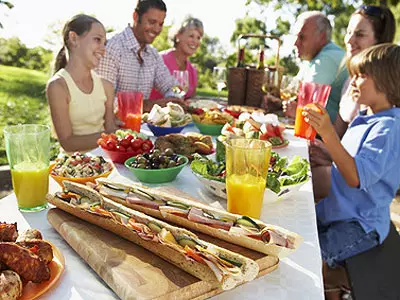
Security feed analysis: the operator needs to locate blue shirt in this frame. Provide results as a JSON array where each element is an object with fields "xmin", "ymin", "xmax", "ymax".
[
  {"xmin": 297, "ymin": 41, "xmax": 348, "ymax": 123},
  {"xmin": 316, "ymin": 107, "xmax": 400, "ymax": 243}
]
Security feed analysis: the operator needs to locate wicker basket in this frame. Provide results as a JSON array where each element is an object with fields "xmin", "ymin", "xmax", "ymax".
[
  {"xmin": 227, "ymin": 67, "xmax": 246, "ymax": 106},
  {"xmin": 227, "ymin": 34, "xmax": 281, "ymax": 108}
]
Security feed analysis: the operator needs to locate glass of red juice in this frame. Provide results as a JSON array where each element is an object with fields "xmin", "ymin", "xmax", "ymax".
[
  {"xmin": 117, "ymin": 91, "xmax": 143, "ymax": 133},
  {"xmin": 294, "ymin": 82, "xmax": 331, "ymax": 141}
]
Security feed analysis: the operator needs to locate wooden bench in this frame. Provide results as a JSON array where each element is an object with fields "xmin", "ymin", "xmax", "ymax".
[{"xmin": 345, "ymin": 222, "xmax": 400, "ymax": 300}]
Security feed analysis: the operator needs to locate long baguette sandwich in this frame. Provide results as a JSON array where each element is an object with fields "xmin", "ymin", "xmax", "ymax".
[
  {"xmin": 94, "ymin": 179, "xmax": 303, "ymax": 258},
  {"xmin": 46, "ymin": 181, "xmax": 259, "ymax": 291}
]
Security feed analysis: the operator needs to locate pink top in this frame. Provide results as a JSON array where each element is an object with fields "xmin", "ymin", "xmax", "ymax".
[{"xmin": 149, "ymin": 49, "xmax": 198, "ymax": 100}]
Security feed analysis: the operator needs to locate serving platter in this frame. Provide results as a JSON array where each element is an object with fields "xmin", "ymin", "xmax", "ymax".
[{"xmin": 47, "ymin": 187, "xmax": 279, "ymax": 300}]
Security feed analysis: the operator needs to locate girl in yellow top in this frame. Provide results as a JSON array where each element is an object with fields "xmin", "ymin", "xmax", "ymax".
[{"xmin": 46, "ymin": 14, "xmax": 117, "ymax": 152}]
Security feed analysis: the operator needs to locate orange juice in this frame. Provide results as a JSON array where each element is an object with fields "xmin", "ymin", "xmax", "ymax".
[
  {"xmin": 124, "ymin": 113, "xmax": 141, "ymax": 132},
  {"xmin": 11, "ymin": 162, "xmax": 49, "ymax": 210},
  {"xmin": 294, "ymin": 104, "xmax": 321, "ymax": 141},
  {"xmin": 226, "ymin": 173, "xmax": 266, "ymax": 219}
]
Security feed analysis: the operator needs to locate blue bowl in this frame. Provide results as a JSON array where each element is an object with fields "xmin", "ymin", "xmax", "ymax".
[{"xmin": 147, "ymin": 123, "xmax": 186, "ymax": 136}]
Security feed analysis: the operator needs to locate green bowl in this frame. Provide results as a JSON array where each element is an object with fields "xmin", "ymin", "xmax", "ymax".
[
  {"xmin": 194, "ymin": 122, "xmax": 224, "ymax": 136},
  {"xmin": 124, "ymin": 155, "xmax": 188, "ymax": 183}
]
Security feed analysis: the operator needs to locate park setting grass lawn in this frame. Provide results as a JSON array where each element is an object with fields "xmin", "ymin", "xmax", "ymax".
[{"xmin": 0, "ymin": 65, "xmax": 226, "ymax": 166}]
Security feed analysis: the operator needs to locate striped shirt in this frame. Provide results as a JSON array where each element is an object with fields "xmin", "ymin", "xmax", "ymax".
[{"xmin": 96, "ymin": 26, "xmax": 176, "ymax": 99}]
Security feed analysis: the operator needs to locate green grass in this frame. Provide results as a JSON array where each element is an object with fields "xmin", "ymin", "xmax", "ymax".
[
  {"xmin": 197, "ymin": 87, "xmax": 228, "ymax": 98},
  {"xmin": 0, "ymin": 65, "xmax": 224, "ymax": 166},
  {"xmin": 0, "ymin": 65, "xmax": 58, "ymax": 165}
]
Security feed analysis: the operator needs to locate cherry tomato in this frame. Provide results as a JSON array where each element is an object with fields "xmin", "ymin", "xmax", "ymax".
[
  {"xmin": 98, "ymin": 139, "xmax": 107, "ymax": 149},
  {"xmin": 120, "ymin": 137, "xmax": 131, "ymax": 148},
  {"xmin": 131, "ymin": 138, "xmax": 144, "ymax": 150},
  {"xmin": 116, "ymin": 145, "xmax": 127, "ymax": 152},
  {"xmin": 106, "ymin": 140, "xmax": 117, "ymax": 151},
  {"xmin": 125, "ymin": 134, "xmax": 134, "ymax": 142},
  {"xmin": 143, "ymin": 139, "xmax": 153, "ymax": 147}
]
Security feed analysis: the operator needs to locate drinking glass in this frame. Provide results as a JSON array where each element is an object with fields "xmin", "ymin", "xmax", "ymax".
[
  {"xmin": 213, "ymin": 67, "xmax": 227, "ymax": 99},
  {"xmin": 225, "ymin": 138, "xmax": 272, "ymax": 219},
  {"xmin": 4, "ymin": 124, "xmax": 50, "ymax": 212},
  {"xmin": 280, "ymin": 75, "xmax": 300, "ymax": 125},
  {"xmin": 117, "ymin": 91, "xmax": 143, "ymax": 133},
  {"xmin": 294, "ymin": 82, "xmax": 331, "ymax": 141},
  {"xmin": 172, "ymin": 70, "xmax": 189, "ymax": 98},
  {"xmin": 261, "ymin": 68, "xmax": 279, "ymax": 96}
]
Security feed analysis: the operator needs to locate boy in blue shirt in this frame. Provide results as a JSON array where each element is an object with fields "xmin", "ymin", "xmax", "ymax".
[{"xmin": 303, "ymin": 43, "xmax": 400, "ymax": 300}]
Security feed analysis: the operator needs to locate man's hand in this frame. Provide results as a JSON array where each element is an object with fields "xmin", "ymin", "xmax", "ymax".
[
  {"xmin": 143, "ymin": 97, "xmax": 188, "ymax": 112},
  {"xmin": 308, "ymin": 139, "xmax": 332, "ymax": 167},
  {"xmin": 282, "ymin": 99, "xmax": 297, "ymax": 119}
]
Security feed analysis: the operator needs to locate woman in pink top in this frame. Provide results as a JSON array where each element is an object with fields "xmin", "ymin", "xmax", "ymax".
[{"xmin": 149, "ymin": 17, "xmax": 204, "ymax": 100}]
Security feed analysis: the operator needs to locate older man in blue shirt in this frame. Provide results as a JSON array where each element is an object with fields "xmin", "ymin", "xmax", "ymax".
[{"xmin": 285, "ymin": 11, "xmax": 348, "ymax": 123}]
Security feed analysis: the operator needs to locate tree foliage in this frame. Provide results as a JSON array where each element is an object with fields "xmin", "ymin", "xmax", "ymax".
[
  {"xmin": 0, "ymin": 38, "xmax": 53, "ymax": 73},
  {"xmin": 0, "ymin": 0, "xmax": 13, "ymax": 28}
]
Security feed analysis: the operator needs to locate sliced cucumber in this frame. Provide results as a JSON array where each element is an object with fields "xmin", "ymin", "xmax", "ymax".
[
  {"xmin": 235, "ymin": 216, "xmax": 260, "ymax": 230},
  {"xmin": 147, "ymin": 222, "xmax": 163, "ymax": 233},
  {"xmin": 177, "ymin": 237, "xmax": 200, "ymax": 249},
  {"xmin": 104, "ymin": 183, "xmax": 127, "ymax": 192},
  {"xmin": 109, "ymin": 209, "xmax": 130, "ymax": 218},
  {"xmin": 133, "ymin": 188, "xmax": 156, "ymax": 201},
  {"xmin": 166, "ymin": 201, "xmax": 190, "ymax": 211},
  {"xmin": 218, "ymin": 254, "xmax": 243, "ymax": 268}
]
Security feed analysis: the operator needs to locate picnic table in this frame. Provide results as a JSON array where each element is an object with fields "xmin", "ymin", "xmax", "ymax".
[{"xmin": 0, "ymin": 126, "xmax": 324, "ymax": 300}]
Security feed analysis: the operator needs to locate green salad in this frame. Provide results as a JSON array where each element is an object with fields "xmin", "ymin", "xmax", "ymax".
[{"xmin": 190, "ymin": 152, "xmax": 309, "ymax": 193}]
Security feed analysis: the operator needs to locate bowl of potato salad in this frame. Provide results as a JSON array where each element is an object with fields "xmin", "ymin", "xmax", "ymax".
[{"xmin": 49, "ymin": 152, "xmax": 113, "ymax": 188}]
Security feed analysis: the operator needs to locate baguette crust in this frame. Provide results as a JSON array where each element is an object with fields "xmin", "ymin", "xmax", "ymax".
[
  {"xmin": 47, "ymin": 183, "xmax": 259, "ymax": 290},
  {"xmin": 97, "ymin": 179, "xmax": 303, "ymax": 257}
]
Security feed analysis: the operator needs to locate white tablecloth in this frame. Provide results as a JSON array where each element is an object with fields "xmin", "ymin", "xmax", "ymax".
[{"xmin": 0, "ymin": 127, "xmax": 324, "ymax": 300}]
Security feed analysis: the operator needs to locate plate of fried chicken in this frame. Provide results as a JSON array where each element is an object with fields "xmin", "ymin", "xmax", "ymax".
[{"xmin": 0, "ymin": 222, "xmax": 64, "ymax": 300}]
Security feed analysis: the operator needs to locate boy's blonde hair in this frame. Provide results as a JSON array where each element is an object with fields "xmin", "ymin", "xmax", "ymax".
[{"xmin": 349, "ymin": 43, "xmax": 400, "ymax": 107}]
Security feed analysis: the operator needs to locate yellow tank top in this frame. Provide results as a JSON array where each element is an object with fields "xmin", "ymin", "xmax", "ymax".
[{"xmin": 55, "ymin": 69, "xmax": 106, "ymax": 135}]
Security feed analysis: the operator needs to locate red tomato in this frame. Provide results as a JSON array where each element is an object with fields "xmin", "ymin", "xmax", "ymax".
[
  {"xmin": 135, "ymin": 148, "xmax": 143, "ymax": 155},
  {"xmin": 106, "ymin": 140, "xmax": 116, "ymax": 151},
  {"xmin": 120, "ymin": 137, "xmax": 131, "ymax": 148},
  {"xmin": 143, "ymin": 139, "xmax": 153, "ymax": 148},
  {"xmin": 260, "ymin": 132, "xmax": 269, "ymax": 141},
  {"xmin": 266, "ymin": 124, "xmax": 277, "ymax": 137},
  {"xmin": 125, "ymin": 134, "xmax": 134, "ymax": 142},
  {"xmin": 126, "ymin": 146, "xmax": 134, "ymax": 153},
  {"xmin": 131, "ymin": 138, "xmax": 144, "ymax": 150},
  {"xmin": 83, "ymin": 156, "xmax": 91, "ymax": 163},
  {"xmin": 98, "ymin": 139, "xmax": 107, "ymax": 149}
]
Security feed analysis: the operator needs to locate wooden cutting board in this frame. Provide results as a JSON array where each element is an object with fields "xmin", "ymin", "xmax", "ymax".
[{"xmin": 47, "ymin": 187, "xmax": 279, "ymax": 300}]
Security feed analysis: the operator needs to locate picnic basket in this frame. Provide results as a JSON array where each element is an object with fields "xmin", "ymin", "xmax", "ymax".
[{"xmin": 228, "ymin": 34, "xmax": 281, "ymax": 108}]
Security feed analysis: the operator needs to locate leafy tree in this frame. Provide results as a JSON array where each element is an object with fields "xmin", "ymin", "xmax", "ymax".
[
  {"xmin": 153, "ymin": 25, "xmax": 173, "ymax": 51},
  {"xmin": 0, "ymin": 0, "xmax": 13, "ymax": 28},
  {"xmin": 0, "ymin": 37, "xmax": 52, "ymax": 72},
  {"xmin": 247, "ymin": 0, "xmax": 400, "ymax": 48}
]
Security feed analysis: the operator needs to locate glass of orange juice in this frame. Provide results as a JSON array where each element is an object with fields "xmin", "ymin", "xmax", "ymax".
[
  {"xmin": 225, "ymin": 138, "xmax": 272, "ymax": 219},
  {"xmin": 294, "ymin": 82, "xmax": 331, "ymax": 141},
  {"xmin": 117, "ymin": 91, "xmax": 143, "ymax": 133},
  {"xmin": 4, "ymin": 124, "xmax": 50, "ymax": 212}
]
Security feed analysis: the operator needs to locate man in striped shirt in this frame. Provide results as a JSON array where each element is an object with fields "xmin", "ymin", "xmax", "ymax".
[{"xmin": 96, "ymin": 0, "xmax": 185, "ymax": 112}]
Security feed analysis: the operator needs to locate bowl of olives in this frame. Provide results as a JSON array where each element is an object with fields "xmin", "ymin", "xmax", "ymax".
[{"xmin": 124, "ymin": 148, "xmax": 189, "ymax": 183}]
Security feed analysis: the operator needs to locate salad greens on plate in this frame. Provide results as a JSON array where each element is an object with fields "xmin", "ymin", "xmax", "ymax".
[{"xmin": 190, "ymin": 152, "xmax": 310, "ymax": 193}]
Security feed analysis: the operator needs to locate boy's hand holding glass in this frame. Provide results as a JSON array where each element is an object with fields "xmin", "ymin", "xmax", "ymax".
[{"xmin": 303, "ymin": 103, "xmax": 335, "ymax": 138}]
